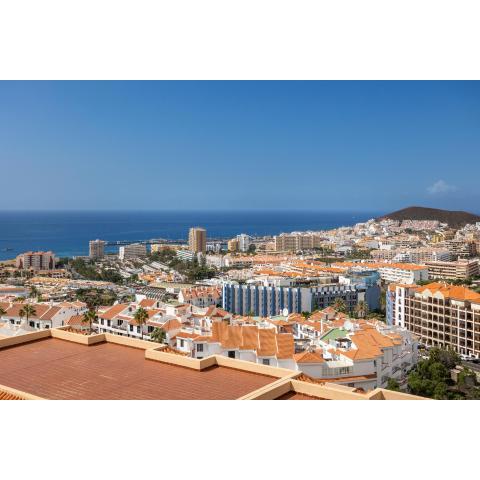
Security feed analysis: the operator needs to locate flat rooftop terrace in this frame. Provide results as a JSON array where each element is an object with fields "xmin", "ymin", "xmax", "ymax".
[
  {"xmin": 0, "ymin": 329, "xmax": 424, "ymax": 401},
  {"xmin": 0, "ymin": 337, "xmax": 276, "ymax": 400}
]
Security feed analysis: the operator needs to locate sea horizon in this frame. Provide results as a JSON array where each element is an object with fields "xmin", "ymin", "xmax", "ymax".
[{"xmin": 0, "ymin": 209, "xmax": 382, "ymax": 260}]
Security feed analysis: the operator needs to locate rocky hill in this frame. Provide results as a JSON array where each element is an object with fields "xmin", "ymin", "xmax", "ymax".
[{"xmin": 377, "ymin": 206, "xmax": 480, "ymax": 228}]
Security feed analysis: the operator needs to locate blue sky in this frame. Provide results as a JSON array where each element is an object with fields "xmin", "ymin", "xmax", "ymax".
[{"xmin": 0, "ymin": 81, "xmax": 479, "ymax": 212}]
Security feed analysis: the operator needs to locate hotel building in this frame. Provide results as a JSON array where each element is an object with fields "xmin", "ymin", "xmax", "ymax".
[
  {"xmin": 425, "ymin": 259, "xmax": 479, "ymax": 280},
  {"xmin": 15, "ymin": 251, "xmax": 56, "ymax": 271},
  {"xmin": 119, "ymin": 243, "xmax": 147, "ymax": 260},
  {"xmin": 387, "ymin": 282, "xmax": 480, "ymax": 358}
]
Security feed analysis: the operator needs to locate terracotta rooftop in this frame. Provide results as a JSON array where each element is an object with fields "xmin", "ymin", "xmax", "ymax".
[{"xmin": 0, "ymin": 338, "xmax": 276, "ymax": 400}]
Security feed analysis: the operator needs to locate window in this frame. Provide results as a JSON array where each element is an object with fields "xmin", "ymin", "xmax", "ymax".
[
  {"xmin": 197, "ymin": 343, "xmax": 204, "ymax": 352},
  {"xmin": 262, "ymin": 359, "xmax": 270, "ymax": 366},
  {"xmin": 339, "ymin": 367, "xmax": 350, "ymax": 375},
  {"xmin": 180, "ymin": 339, "xmax": 185, "ymax": 348},
  {"xmin": 129, "ymin": 325, "xmax": 133, "ymax": 332},
  {"xmin": 228, "ymin": 350, "xmax": 236, "ymax": 358},
  {"xmin": 29, "ymin": 321, "xmax": 35, "ymax": 328}
]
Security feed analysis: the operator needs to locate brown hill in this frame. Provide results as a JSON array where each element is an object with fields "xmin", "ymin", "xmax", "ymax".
[{"xmin": 377, "ymin": 206, "xmax": 480, "ymax": 228}]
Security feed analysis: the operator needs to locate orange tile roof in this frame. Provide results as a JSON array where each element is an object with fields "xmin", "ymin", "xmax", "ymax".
[
  {"xmin": 419, "ymin": 282, "xmax": 480, "ymax": 303},
  {"xmin": 99, "ymin": 304, "xmax": 129, "ymax": 320},
  {"xmin": 276, "ymin": 333, "xmax": 294, "ymax": 359},
  {"xmin": 294, "ymin": 350, "xmax": 325, "ymax": 364},
  {"xmin": 139, "ymin": 299, "xmax": 158, "ymax": 308},
  {"xmin": 257, "ymin": 329, "xmax": 277, "ymax": 357}
]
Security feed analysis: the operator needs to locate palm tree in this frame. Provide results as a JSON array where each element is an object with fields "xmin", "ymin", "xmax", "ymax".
[
  {"xmin": 19, "ymin": 304, "xmax": 36, "ymax": 326},
  {"xmin": 332, "ymin": 298, "xmax": 347, "ymax": 314},
  {"xmin": 133, "ymin": 307, "xmax": 149, "ymax": 340},
  {"xmin": 355, "ymin": 300, "xmax": 368, "ymax": 319},
  {"xmin": 301, "ymin": 311, "xmax": 312, "ymax": 319},
  {"xmin": 0, "ymin": 306, "xmax": 6, "ymax": 318},
  {"xmin": 29, "ymin": 286, "xmax": 39, "ymax": 299},
  {"xmin": 82, "ymin": 308, "xmax": 97, "ymax": 334},
  {"xmin": 150, "ymin": 327, "xmax": 166, "ymax": 344}
]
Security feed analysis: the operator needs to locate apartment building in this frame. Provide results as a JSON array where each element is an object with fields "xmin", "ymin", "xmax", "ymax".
[
  {"xmin": 189, "ymin": 227, "xmax": 207, "ymax": 254},
  {"xmin": 426, "ymin": 259, "xmax": 480, "ymax": 280},
  {"xmin": 118, "ymin": 243, "xmax": 147, "ymax": 260},
  {"xmin": 443, "ymin": 239, "xmax": 476, "ymax": 258},
  {"xmin": 274, "ymin": 233, "xmax": 325, "ymax": 252},
  {"xmin": 15, "ymin": 251, "xmax": 56, "ymax": 271},
  {"xmin": 371, "ymin": 247, "xmax": 451, "ymax": 263},
  {"xmin": 334, "ymin": 261, "xmax": 428, "ymax": 285},
  {"xmin": 387, "ymin": 282, "xmax": 480, "ymax": 358},
  {"xmin": 222, "ymin": 280, "xmax": 379, "ymax": 316}
]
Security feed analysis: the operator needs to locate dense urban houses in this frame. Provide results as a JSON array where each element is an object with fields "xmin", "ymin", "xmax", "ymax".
[
  {"xmin": 174, "ymin": 307, "xmax": 417, "ymax": 391},
  {"xmin": 15, "ymin": 251, "xmax": 56, "ymax": 271},
  {"xmin": 387, "ymin": 282, "xmax": 480, "ymax": 358}
]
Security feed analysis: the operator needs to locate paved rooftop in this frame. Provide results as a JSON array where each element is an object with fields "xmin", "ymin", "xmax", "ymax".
[{"xmin": 0, "ymin": 338, "xmax": 276, "ymax": 400}]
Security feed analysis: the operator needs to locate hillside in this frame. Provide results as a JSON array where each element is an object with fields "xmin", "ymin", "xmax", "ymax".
[{"xmin": 377, "ymin": 206, "xmax": 480, "ymax": 228}]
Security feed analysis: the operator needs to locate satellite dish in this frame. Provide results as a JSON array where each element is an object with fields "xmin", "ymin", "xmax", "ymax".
[
  {"xmin": 282, "ymin": 308, "xmax": 289, "ymax": 317},
  {"xmin": 343, "ymin": 320, "xmax": 353, "ymax": 331}
]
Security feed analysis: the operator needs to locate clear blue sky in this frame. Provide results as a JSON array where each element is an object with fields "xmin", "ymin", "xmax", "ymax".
[{"xmin": 1, "ymin": 81, "xmax": 479, "ymax": 212}]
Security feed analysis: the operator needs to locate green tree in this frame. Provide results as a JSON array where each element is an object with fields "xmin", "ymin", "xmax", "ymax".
[
  {"xmin": 0, "ymin": 306, "xmax": 6, "ymax": 317},
  {"xmin": 82, "ymin": 308, "xmax": 97, "ymax": 334},
  {"xmin": 332, "ymin": 298, "xmax": 347, "ymax": 313},
  {"xmin": 354, "ymin": 300, "xmax": 368, "ymax": 319},
  {"xmin": 150, "ymin": 327, "xmax": 166, "ymax": 343},
  {"xmin": 133, "ymin": 307, "xmax": 149, "ymax": 340},
  {"xmin": 386, "ymin": 378, "xmax": 400, "ymax": 391}
]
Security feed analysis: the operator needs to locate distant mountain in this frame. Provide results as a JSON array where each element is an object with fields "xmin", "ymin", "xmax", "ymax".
[{"xmin": 377, "ymin": 206, "xmax": 480, "ymax": 228}]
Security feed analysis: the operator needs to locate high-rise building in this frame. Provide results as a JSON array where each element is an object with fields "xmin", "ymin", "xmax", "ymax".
[
  {"xmin": 89, "ymin": 239, "xmax": 105, "ymax": 259},
  {"xmin": 189, "ymin": 227, "xmax": 206, "ymax": 254},
  {"xmin": 15, "ymin": 251, "xmax": 56, "ymax": 271},
  {"xmin": 119, "ymin": 243, "xmax": 147, "ymax": 260},
  {"xmin": 236, "ymin": 234, "xmax": 251, "ymax": 252}
]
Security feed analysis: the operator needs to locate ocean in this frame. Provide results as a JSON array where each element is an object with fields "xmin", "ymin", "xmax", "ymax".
[{"xmin": 0, "ymin": 210, "xmax": 381, "ymax": 260}]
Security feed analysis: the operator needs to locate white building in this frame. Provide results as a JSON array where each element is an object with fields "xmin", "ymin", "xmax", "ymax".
[
  {"xmin": 119, "ymin": 243, "xmax": 147, "ymax": 260},
  {"xmin": 236, "ymin": 234, "xmax": 251, "ymax": 252}
]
